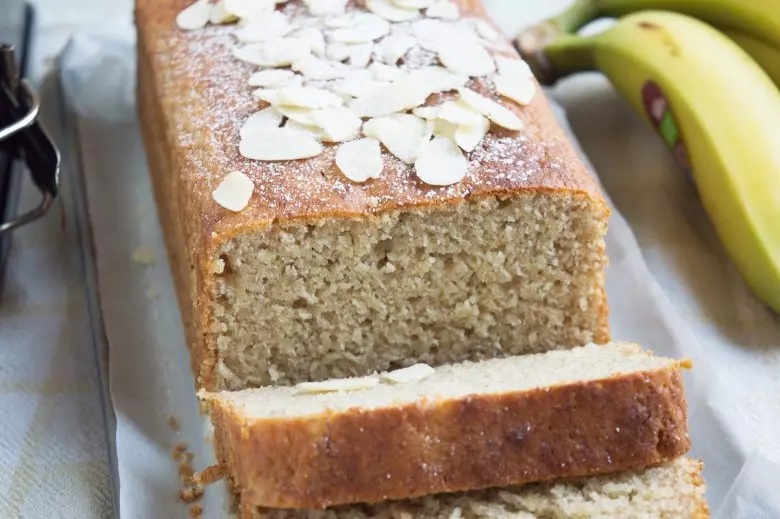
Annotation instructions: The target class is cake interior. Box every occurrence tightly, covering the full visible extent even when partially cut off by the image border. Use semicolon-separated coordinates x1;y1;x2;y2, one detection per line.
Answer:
209;192;608;390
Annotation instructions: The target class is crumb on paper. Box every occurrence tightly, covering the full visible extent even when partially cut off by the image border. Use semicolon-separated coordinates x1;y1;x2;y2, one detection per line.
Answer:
190;504;203;518
133;245;157;265
175;443;187;453
168;415;180;432
174;444;206;506
204;435;213;445
146;287;160;299
194;464;225;486
180;486;204;503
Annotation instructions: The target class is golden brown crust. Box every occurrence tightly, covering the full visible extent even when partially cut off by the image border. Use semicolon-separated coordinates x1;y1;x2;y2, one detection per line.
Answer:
136;0;611;389
207;363;690;509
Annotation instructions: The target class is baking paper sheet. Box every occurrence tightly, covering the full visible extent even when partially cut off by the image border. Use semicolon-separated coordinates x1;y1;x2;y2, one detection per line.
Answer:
60;1;780;517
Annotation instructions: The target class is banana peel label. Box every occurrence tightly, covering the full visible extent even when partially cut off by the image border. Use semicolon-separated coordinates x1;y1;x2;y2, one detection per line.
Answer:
642;82;693;180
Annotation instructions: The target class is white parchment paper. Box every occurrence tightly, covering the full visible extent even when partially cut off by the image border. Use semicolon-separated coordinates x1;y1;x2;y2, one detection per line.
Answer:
61;1;780;517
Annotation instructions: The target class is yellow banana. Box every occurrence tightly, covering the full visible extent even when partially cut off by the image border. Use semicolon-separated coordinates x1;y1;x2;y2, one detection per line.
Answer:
536;12;780;312
722;29;780;87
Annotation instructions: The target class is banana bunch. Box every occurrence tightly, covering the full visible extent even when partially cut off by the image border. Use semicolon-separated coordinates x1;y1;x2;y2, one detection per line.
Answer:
518;2;780;313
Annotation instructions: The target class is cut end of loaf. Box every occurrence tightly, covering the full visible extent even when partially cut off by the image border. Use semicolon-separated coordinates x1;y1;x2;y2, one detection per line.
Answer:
206;192;609;390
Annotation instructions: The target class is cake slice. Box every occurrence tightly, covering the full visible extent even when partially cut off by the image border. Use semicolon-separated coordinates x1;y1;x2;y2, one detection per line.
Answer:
246;457;709;519
202;343;691;509
136;0;610;392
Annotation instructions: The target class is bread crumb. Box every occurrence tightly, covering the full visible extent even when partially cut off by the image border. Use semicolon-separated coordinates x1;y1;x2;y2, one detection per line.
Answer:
175;443;187;453
190;504;203;518
168;416;180;432
132;245;157;265
194;464;225;485
180;486;204;503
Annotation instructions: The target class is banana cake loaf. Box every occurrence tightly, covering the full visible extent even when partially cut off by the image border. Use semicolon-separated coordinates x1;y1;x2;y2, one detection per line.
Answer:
136;0;611;391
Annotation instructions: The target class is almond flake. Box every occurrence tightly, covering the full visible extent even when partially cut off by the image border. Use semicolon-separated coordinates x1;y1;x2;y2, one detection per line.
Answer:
239;128;323;160
336;138;383;182
284;120;325;141
236;11;292;42
369;62;406;82
414;136;467;186
296;375;380;393
331;73;390;98
473;19;498;41
366;0;421;22
303;0;348;16
382;363;435;383
327;42;354;62
379;35;416;64
224;0;275;19
330;16;390;43
240;108;283;138
323;12;373;28
454;115;489;152
209;0;238;24
248;69;296;87
495;76;536;106
176;0;211;31
363;114;428;163
276;105;317;125
253;88;280;104
295;27;326;57
457;87;524;130
412;106;439;119
436;100;483;126
425;0;459;19
347;43;374;68
392;0;435;8
276;86;344;108
410;66;468;93
212;171;254;212
232;38;311;67
432;118;457;139
495;56;534;80
412;18;472;51
350;77;429;117
437;39;495;76
292;57;349;80
309;107;363;142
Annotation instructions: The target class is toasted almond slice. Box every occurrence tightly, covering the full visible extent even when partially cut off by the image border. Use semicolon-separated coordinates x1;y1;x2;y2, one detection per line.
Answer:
284;119;325;141
239;128;323;160
392;0;435;8
296;375;380;393
369;62;406;82
276;105;317;125
495;56;534;79
232;38;311;67
309;107;363;142
276;86;345;108
176;0;211;30
292;57;350;80
366;0;421;22
240;107;283;138
295;27;326;56
330;16;390;43
248;69;296;87
425;0;459;19
212;171;254;212
336;138;384;182
347;43;374;68
363;114;428;163
382;363;435;383
410;66;468;93
209;0;238;24
495;76;536;106
379;34;416;64
437;39;495;76
457;87;524;130
350;77;429;117
414;136;467;186
331;74;390;98
432;118;457;139
454;114;489;152
412;105;440;119
236;11;292;42
436;100;483;126
303;0;349;16
224;0;275;19
473;19;498;41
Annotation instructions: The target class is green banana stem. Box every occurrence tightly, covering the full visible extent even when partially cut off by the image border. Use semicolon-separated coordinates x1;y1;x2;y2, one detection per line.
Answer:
550;0;600;33
540;34;598;80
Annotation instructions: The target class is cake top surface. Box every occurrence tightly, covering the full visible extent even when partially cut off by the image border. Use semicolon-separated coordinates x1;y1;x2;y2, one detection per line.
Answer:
136;0;603;237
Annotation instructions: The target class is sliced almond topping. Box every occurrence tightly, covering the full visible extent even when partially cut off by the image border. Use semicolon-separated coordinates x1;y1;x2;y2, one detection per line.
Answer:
248;69;295;87
363;114;429;163
437;39;495;76
431;118;457;139
412;18;450;51
379;34;416;64
276;86;345;108
323;12;372;28
176;0;212;31
296;375;380;393
409;66;468;93
253;88;280;104
347;43;374;68
309;107;363;142
292;57;350;80
366;0;421;22
414;136;467;186
436;100;483;126
295;27;326;57
209;0;238;24
236;11;292;42
212;171;254;212
495;76;536;106
284;119;325;141
303;0;349;16
350;77;429;117
331;74;390;98
369;62;406;82
457;87;524;131
330;16;390;43
382;363;435;383
454;115;489;152
336;138;384;182
232;38;311;67
392;0;435;8
326;42;354;62
473;19;498;41
495;56;534;80
412;105;440;119
224;0;275;19
276;105;317;126
425;0;459;19
240;107;283;138
239;128;323;160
